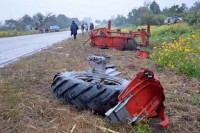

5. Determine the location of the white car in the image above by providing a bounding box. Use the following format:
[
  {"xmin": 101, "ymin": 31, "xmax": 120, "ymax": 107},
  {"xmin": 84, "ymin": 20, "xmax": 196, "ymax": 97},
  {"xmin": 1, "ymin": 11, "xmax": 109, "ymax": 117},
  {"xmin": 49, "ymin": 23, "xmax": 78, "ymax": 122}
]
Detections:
[{"xmin": 50, "ymin": 25, "xmax": 60, "ymax": 32}]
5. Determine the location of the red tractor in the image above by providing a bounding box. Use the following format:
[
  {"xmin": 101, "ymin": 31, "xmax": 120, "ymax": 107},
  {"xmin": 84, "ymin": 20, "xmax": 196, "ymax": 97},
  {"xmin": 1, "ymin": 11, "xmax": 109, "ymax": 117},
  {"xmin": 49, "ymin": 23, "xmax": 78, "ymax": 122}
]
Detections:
[{"xmin": 88, "ymin": 21, "xmax": 151, "ymax": 50}]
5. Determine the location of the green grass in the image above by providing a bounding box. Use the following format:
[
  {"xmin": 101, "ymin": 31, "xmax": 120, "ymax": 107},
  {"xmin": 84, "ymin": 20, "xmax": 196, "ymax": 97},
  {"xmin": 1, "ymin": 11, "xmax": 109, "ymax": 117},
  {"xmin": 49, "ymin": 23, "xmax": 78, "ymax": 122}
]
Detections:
[
  {"xmin": 150, "ymin": 23, "xmax": 200, "ymax": 77},
  {"xmin": 150, "ymin": 23, "xmax": 198, "ymax": 46},
  {"xmin": 0, "ymin": 30, "xmax": 39, "ymax": 37},
  {"xmin": 122, "ymin": 23, "xmax": 200, "ymax": 78},
  {"xmin": 189, "ymin": 94, "xmax": 200, "ymax": 105},
  {"xmin": 135, "ymin": 121, "xmax": 151, "ymax": 133}
]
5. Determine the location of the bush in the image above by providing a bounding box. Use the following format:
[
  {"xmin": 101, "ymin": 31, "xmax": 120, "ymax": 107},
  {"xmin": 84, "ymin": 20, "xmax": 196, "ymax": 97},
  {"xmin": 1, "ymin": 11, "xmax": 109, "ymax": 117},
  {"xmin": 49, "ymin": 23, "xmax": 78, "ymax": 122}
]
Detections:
[
  {"xmin": 185, "ymin": 10, "xmax": 200, "ymax": 25},
  {"xmin": 141, "ymin": 14, "xmax": 165, "ymax": 25},
  {"xmin": 150, "ymin": 23, "xmax": 191, "ymax": 46}
]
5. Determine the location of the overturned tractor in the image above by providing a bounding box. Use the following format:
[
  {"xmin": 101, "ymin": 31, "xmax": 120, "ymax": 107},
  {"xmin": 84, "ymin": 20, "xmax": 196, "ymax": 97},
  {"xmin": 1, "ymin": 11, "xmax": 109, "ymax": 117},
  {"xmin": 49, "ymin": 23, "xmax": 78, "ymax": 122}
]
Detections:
[
  {"xmin": 51, "ymin": 54, "xmax": 169, "ymax": 128},
  {"xmin": 88, "ymin": 21, "xmax": 151, "ymax": 50}
]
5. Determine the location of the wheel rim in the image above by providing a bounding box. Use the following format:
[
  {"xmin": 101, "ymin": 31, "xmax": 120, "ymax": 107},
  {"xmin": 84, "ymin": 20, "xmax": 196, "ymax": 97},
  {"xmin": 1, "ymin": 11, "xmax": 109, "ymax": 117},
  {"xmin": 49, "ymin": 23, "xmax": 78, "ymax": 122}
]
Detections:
[{"xmin": 74, "ymin": 75, "xmax": 123, "ymax": 86}]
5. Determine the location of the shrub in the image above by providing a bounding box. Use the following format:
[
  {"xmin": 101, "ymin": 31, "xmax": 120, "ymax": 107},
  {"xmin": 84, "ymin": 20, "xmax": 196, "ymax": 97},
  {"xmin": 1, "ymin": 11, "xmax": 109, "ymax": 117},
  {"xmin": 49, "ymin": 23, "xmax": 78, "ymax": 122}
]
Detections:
[
  {"xmin": 151, "ymin": 31, "xmax": 200, "ymax": 77},
  {"xmin": 185, "ymin": 10, "xmax": 200, "ymax": 25}
]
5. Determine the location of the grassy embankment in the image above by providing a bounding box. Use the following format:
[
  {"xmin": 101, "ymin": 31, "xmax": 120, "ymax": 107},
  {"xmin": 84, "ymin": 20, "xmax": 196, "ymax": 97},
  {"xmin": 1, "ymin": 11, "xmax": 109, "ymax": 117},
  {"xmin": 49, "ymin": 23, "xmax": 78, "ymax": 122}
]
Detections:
[
  {"xmin": 150, "ymin": 23, "xmax": 200, "ymax": 78},
  {"xmin": 122, "ymin": 23, "xmax": 200, "ymax": 78},
  {"xmin": 0, "ymin": 30, "xmax": 39, "ymax": 37},
  {"xmin": 0, "ymin": 28, "xmax": 69, "ymax": 38}
]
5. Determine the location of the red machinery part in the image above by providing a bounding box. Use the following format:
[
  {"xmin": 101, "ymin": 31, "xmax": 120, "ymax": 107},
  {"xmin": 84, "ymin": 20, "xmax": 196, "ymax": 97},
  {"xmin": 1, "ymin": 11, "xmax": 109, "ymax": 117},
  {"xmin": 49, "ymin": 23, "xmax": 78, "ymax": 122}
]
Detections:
[
  {"xmin": 131, "ymin": 27, "xmax": 151, "ymax": 46},
  {"xmin": 89, "ymin": 21, "xmax": 151, "ymax": 50},
  {"xmin": 137, "ymin": 51, "xmax": 150, "ymax": 58},
  {"xmin": 108, "ymin": 20, "xmax": 111, "ymax": 30},
  {"xmin": 90, "ymin": 28, "xmax": 130, "ymax": 49},
  {"xmin": 105, "ymin": 70, "xmax": 169, "ymax": 128},
  {"xmin": 147, "ymin": 23, "xmax": 151, "ymax": 35}
]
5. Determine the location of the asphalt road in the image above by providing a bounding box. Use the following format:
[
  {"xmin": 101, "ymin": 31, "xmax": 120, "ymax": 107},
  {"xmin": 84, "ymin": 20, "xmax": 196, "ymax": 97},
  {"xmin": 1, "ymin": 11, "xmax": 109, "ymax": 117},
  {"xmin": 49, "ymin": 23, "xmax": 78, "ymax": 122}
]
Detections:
[{"xmin": 0, "ymin": 31, "xmax": 73, "ymax": 67}]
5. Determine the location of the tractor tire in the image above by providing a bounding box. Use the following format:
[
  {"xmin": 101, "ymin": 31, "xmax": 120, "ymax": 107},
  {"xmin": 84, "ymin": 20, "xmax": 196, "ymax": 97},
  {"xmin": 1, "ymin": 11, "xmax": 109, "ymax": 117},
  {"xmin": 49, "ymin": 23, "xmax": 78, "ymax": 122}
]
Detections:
[{"xmin": 51, "ymin": 71, "xmax": 128, "ymax": 114}]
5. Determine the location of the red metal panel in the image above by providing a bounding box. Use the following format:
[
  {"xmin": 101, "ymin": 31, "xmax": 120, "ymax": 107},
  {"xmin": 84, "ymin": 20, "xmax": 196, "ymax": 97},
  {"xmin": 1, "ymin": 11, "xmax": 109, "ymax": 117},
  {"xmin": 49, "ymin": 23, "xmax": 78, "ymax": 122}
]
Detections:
[{"xmin": 118, "ymin": 70, "xmax": 169, "ymax": 128}]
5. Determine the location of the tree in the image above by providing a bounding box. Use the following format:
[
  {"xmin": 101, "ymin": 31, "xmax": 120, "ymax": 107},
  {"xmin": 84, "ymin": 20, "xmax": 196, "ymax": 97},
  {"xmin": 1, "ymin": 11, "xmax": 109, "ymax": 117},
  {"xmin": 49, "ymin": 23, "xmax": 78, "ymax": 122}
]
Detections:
[
  {"xmin": 5, "ymin": 19, "xmax": 18, "ymax": 30},
  {"xmin": 143, "ymin": 0, "xmax": 151, "ymax": 8},
  {"xmin": 44, "ymin": 15, "xmax": 57, "ymax": 27},
  {"xmin": 186, "ymin": 11, "xmax": 200, "ymax": 24},
  {"xmin": 82, "ymin": 17, "xmax": 92, "ymax": 23},
  {"xmin": 141, "ymin": 14, "xmax": 164, "ymax": 25},
  {"xmin": 190, "ymin": 1, "xmax": 200, "ymax": 11},
  {"xmin": 33, "ymin": 13, "xmax": 44, "ymax": 28},
  {"xmin": 95, "ymin": 20, "xmax": 101, "ymax": 24},
  {"xmin": 186, "ymin": 1, "xmax": 200, "ymax": 24},
  {"xmin": 162, "ymin": 4, "xmax": 187, "ymax": 17},
  {"xmin": 127, "ymin": 9, "xmax": 136, "ymax": 24},
  {"xmin": 56, "ymin": 14, "xmax": 71, "ymax": 28},
  {"xmin": 150, "ymin": 1, "xmax": 161, "ymax": 14},
  {"xmin": 32, "ymin": 12, "xmax": 53, "ymax": 28},
  {"xmin": 21, "ymin": 14, "xmax": 33, "ymax": 29},
  {"xmin": 71, "ymin": 18, "xmax": 81, "ymax": 25},
  {"xmin": 2, "ymin": 13, "xmax": 82, "ymax": 31},
  {"xmin": 177, "ymin": 3, "xmax": 187, "ymax": 13},
  {"xmin": 127, "ymin": 7, "xmax": 150, "ymax": 25},
  {"xmin": 113, "ymin": 14, "xmax": 127, "ymax": 26},
  {"xmin": 101, "ymin": 19, "xmax": 107, "ymax": 25}
]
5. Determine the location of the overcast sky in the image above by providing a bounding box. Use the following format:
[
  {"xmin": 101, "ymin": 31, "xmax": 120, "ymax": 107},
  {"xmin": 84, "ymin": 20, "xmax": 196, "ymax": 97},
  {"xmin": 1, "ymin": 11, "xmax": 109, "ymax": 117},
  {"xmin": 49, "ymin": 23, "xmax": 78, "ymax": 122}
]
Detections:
[{"xmin": 0, "ymin": 0, "xmax": 197, "ymax": 22}]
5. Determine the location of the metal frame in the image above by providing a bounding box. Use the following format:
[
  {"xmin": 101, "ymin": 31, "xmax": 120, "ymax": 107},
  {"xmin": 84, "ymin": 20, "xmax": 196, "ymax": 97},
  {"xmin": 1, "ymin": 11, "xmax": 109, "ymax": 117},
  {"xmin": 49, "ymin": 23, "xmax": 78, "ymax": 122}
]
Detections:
[{"xmin": 89, "ymin": 21, "xmax": 151, "ymax": 50}]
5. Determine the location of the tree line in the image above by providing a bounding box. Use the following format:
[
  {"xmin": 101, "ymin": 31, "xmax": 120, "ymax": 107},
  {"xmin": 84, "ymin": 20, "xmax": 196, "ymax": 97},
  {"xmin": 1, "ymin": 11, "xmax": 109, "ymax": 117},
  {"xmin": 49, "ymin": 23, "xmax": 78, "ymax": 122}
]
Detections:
[
  {"xmin": 0, "ymin": 13, "xmax": 81, "ymax": 31},
  {"xmin": 106, "ymin": 0, "xmax": 200, "ymax": 26},
  {"xmin": 0, "ymin": 1, "xmax": 199, "ymax": 31}
]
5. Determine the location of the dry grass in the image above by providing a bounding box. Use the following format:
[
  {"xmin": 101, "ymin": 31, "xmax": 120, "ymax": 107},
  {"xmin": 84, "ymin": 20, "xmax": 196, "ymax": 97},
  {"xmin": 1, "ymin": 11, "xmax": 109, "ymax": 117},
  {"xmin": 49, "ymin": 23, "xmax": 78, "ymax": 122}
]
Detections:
[{"xmin": 0, "ymin": 35, "xmax": 199, "ymax": 133}]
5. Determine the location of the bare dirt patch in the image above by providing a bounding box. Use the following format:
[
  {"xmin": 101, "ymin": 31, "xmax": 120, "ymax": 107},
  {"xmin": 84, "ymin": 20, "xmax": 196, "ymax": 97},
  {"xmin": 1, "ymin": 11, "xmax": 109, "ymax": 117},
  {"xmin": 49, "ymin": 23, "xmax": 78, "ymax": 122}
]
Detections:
[{"xmin": 0, "ymin": 35, "xmax": 199, "ymax": 133}]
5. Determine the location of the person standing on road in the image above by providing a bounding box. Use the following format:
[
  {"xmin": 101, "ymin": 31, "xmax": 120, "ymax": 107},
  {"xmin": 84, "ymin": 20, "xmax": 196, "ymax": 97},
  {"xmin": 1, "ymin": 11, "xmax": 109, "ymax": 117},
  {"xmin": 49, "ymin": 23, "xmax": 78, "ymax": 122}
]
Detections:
[
  {"xmin": 81, "ymin": 23, "xmax": 85, "ymax": 35},
  {"xmin": 70, "ymin": 21, "xmax": 79, "ymax": 40},
  {"xmin": 89, "ymin": 23, "xmax": 94, "ymax": 31},
  {"xmin": 84, "ymin": 23, "xmax": 88, "ymax": 33}
]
